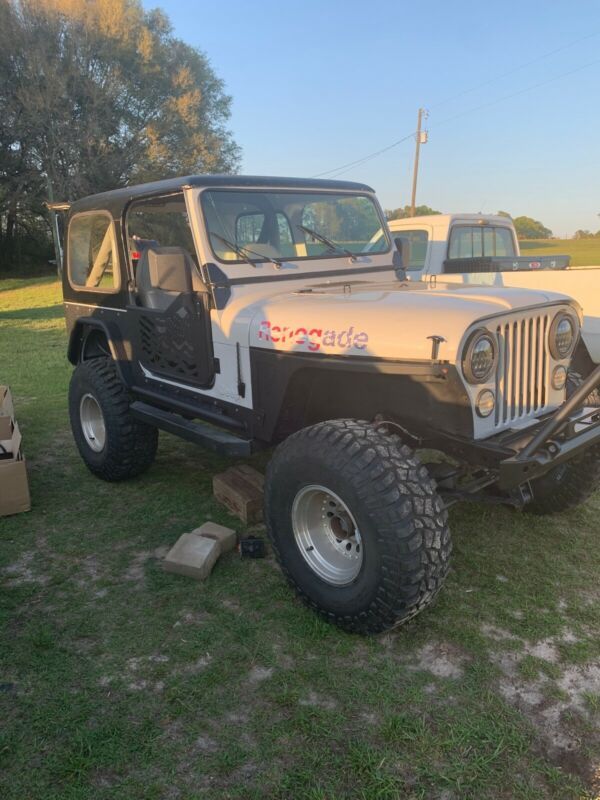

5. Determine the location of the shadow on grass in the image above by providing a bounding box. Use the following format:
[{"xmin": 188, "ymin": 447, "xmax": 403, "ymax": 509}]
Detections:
[
  {"xmin": 0, "ymin": 274, "xmax": 57, "ymax": 293},
  {"xmin": 0, "ymin": 304, "xmax": 64, "ymax": 321}
]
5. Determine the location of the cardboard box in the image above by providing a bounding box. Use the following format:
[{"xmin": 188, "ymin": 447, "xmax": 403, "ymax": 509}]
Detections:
[
  {"xmin": 0, "ymin": 385, "xmax": 15, "ymax": 440},
  {"xmin": 0, "ymin": 422, "xmax": 31, "ymax": 517}
]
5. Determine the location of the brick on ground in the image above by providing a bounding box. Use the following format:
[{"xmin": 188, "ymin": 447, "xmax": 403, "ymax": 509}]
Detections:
[
  {"xmin": 212, "ymin": 464, "xmax": 264, "ymax": 524},
  {"xmin": 163, "ymin": 533, "xmax": 220, "ymax": 581},
  {"xmin": 193, "ymin": 521, "xmax": 237, "ymax": 554}
]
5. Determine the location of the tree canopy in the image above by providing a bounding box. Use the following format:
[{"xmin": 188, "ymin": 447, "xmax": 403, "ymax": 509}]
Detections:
[
  {"xmin": 0, "ymin": 0, "xmax": 240, "ymax": 270},
  {"xmin": 511, "ymin": 216, "xmax": 552, "ymax": 240},
  {"xmin": 385, "ymin": 205, "xmax": 440, "ymax": 220}
]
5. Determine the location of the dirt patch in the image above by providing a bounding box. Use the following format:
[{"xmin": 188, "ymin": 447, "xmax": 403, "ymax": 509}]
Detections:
[
  {"xmin": 174, "ymin": 655, "xmax": 212, "ymax": 676},
  {"xmin": 483, "ymin": 624, "xmax": 600, "ymax": 783},
  {"xmin": 412, "ymin": 642, "xmax": 467, "ymax": 679},
  {"xmin": 248, "ymin": 666, "xmax": 273, "ymax": 683},
  {"xmin": 72, "ymin": 554, "xmax": 103, "ymax": 588},
  {"xmin": 2, "ymin": 550, "xmax": 49, "ymax": 586},
  {"xmin": 299, "ymin": 691, "xmax": 337, "ymax": 710},
  {"xmin": 123, "ymin": 550, "xmax": 152, "ymax": 583},
  {"xmin": 173, "ymin": 609, "xmax": 211, "ymax": 627}
]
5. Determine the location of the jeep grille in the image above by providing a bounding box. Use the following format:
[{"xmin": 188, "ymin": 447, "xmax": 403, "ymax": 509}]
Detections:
[{"xmin": 494, "ymin": 312, "xmax": 551, "ymax": 427}]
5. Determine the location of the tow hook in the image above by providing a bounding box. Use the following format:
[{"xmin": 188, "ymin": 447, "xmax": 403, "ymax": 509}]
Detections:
[{"xmin": 516, "ymin": 482, "xmax": 533, "ymax": 506}]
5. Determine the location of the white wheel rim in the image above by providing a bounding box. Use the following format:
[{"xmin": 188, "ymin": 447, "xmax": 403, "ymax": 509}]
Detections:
[
  {"xmin": 291, "ymin": 484, "xmax": 363, "ymax": 585},
  {"xmin": 79, "ymin": 393, "xmax": 106, "ymax": 453}
]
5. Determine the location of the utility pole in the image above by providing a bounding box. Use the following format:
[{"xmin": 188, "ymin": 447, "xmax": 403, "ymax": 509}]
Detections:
[{"xmin": 410, "ymin": 108, "xmax": 428, "ymax": 217}]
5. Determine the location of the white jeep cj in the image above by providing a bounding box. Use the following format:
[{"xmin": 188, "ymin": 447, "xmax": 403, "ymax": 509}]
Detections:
[{"xmin": 50, "ymin": 176, "xmax": 600, "ymax": 633}]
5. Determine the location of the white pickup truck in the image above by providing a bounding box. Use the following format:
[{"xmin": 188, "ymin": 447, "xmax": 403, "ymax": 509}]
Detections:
[{"xmin": 387, "ymin": 214, "xmax": 600, "ymax": 374}]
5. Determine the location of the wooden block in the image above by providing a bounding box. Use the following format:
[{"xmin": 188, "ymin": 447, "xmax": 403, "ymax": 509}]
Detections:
[
  {"xmin": 213, "ymin": 465, "xmax": 264, "ymax": 523},
  {"xmin": 192, "ymin": 521, "xmax": 237, "ymax": 554},
  {"xmin": 163, "ymin": 533, "xmax": 219, "ymax": 581}
]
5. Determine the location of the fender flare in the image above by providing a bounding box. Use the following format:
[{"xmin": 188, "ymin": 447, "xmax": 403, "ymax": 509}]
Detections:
[{"xmin": 67, "ymin": 317, "xmax": 131, "ymax": 384}]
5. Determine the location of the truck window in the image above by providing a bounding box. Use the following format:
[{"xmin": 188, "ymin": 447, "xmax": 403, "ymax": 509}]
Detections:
[
  {"xmin": 68, "ymin": 212, "xmax": 119, "ymax": 290},
  {"xmin": 448, "ymin": 225, "xmax": 516, "ymax": 259},
  {"xmin": 393, "ymin": 230, "xmax": 429, "ymax": 269}
]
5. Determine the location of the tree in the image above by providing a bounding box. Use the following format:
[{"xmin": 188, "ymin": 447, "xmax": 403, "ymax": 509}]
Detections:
[
  {"xmin": 512, "ymin": 216, "xmax": 552, "ymax": 240},
  {"xmin": 0, "ymin": 0, "xmax": 240, "ymax": 271},
  {"xmin": 385, "ymin": 205, "xmax": 440, "ymax": 220}
]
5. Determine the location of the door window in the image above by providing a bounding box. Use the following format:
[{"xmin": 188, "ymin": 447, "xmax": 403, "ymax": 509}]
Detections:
[
  {"xmin": 68, "ymin": 213, "xmax": 119, "ymax": 290},
  {"xmin": 392, "ymin": 230, "xmax": 429, "ymax": 269},
  {"xmin": 127, "ymin": 195, "xmax": 196, "ymax": 269}
]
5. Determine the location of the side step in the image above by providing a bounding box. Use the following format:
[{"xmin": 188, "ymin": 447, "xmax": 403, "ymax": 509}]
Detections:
[{"xmin": 130, "ymin": 401, "xmax": 253, "ymax": 457}]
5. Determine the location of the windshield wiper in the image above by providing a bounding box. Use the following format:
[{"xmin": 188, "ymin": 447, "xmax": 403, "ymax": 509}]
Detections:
[
  {"xmin": 296, "ymin": 224, "xmax": 357, "ymax": 261},
  {"xmin": 210, "ymin": 231, "xmax": 283, "ymax": 268}
]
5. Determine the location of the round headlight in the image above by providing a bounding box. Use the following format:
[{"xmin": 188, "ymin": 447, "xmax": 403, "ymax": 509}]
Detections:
[
  {"xmin": 476, "ymin": 389, "xmax": 496, "ymax": 418},
  {"xmin": 549, "ymin": 313, "xmax": 577, "ymax": 359},
  {"xmin": 463, "ymin": 331, "xmax": 497, "ymax": 384}
]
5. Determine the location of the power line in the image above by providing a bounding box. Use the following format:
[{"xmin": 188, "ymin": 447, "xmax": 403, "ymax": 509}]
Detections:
[
  {"xmin": 430, "ymin": 30, "xmax": 599, "ymax": 109},
  {"xmin": 432, "ymin": 56, "xmax": 600, "ymax": 129},
  {"xmin": 310, "ymin": 132, "xmax": 415, "ymax": 178},
  {"xmin": 311, "ymin": 50, "xmax": 600, "ymax": 180}
]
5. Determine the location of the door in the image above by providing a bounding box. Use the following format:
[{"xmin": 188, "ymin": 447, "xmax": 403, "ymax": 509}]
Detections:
[{"xmin": 125, "ymin": 193, "xmax": 215, "ymax": 389}]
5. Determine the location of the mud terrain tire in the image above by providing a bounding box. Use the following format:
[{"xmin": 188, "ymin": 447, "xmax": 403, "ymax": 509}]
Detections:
[
  {"xmin": 69, "ymin": 357, "xmax": 158, "ymax": 481},
  {"xmin": 264, "ymin": 419, "xmax": 451, "ymax": 634}
]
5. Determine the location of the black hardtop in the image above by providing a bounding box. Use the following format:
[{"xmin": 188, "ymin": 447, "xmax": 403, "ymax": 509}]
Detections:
[{"xmin": 69, "ymin": 174, "xmax": 376, "ymax": 217}]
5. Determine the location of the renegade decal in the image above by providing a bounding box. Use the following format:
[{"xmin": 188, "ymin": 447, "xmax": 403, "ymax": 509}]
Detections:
[{"xmin": 258, "ymin": 321, "xmax": 369, "ymax": 351}]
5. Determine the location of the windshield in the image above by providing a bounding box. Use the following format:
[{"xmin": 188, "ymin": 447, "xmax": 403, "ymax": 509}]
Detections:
[{"xmin": 201, "ymin": 189, "xmax": 390, "ymax": 264}]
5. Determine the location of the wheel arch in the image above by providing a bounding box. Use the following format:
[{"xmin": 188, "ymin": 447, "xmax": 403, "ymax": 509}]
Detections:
[
  {"xmin": 260, "ymin": 359, "xmax": 472, "ymax": 444},
  {"xmin": 67, "ymin": 318, "xmax": 131, "ymax": 384}
]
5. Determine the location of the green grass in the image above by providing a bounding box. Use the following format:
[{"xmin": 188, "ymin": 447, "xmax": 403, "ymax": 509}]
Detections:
[
  {"xmin": 521, "ymin": 238, "xmax": 600, "ymax": 267},
  {"xmin": 1, "ymin": 278, "xmax": 599, "ymax": 799}
]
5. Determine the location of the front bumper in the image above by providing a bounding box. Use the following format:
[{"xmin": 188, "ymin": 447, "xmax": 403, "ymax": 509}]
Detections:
[
  {"xmin": 497, "ymin": 364, "xmax": 600, "ymax": 490},
  {"xmin": 498, "ymin": 405, "xmax": 600, "ymax": 489}
]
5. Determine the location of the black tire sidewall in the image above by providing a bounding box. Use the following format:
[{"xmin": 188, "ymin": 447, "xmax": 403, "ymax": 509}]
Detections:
[
  {"xmin": 267, "ymin": 452, "xmax": 387, "ymax": 616},
  {"xmin": 69, "ymin": 361, "xmax": 115, "ymax": 470},
  {"xmin": 68, "ymin": 358, "xmax": 157, "ymax": 481}
]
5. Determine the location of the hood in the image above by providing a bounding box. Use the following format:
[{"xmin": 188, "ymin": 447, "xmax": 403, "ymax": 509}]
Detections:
[{"xmin": 241, "ymin": 278, "xmax": 576, "ymax": 362}]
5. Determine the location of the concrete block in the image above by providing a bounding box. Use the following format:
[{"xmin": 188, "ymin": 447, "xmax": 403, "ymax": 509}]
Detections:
[
  {"xmin": 163, "ymin": 533, "xmax": 219, "ymax": 581},
  {"xmin": 192, "ymin": 521, "xmax": 237, "ymax": 554},
  {"xmin": 213, "ymin": 465, "xmax": 264, "ymax": 523}
]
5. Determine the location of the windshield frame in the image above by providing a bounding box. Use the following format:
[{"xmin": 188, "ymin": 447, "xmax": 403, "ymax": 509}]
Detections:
[{"xmin": 200, "ymin": 187, "xmax": 392, "ymax": 266}]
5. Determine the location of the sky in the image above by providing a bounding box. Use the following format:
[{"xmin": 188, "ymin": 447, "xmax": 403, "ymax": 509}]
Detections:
[{"xmin": 143, "ymin": 0, "xmax": 600, "ymax": 236}]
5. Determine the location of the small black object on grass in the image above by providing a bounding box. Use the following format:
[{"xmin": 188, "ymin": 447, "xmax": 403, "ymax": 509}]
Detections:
[{"xmin": 239, "ymin": 536, "xmax": 266, "ymax": 558}]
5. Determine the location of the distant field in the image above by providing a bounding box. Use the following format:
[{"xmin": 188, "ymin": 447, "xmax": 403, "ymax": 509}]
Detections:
[{"xmin": 521, "ymin": 238, "xmax": 600, "ymax": 267}]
